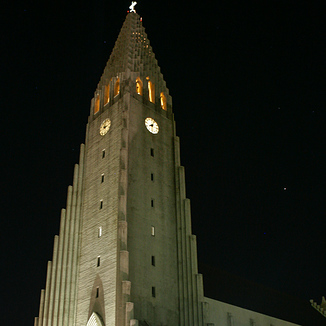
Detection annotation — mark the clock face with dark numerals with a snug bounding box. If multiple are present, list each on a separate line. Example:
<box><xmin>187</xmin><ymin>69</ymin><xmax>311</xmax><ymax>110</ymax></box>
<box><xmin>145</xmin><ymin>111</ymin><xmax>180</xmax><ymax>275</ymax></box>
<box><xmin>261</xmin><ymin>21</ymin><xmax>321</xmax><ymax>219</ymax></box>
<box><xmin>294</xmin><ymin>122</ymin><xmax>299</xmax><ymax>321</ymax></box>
<box><xmin>100</xmin><ymin>118</ymin><xmax>111</xmax><ymax>136</ymax></box>
<box><xmin>145</xmin><ymin>117</ymin><xmax>159</xmax><ymax>134</ymax></box>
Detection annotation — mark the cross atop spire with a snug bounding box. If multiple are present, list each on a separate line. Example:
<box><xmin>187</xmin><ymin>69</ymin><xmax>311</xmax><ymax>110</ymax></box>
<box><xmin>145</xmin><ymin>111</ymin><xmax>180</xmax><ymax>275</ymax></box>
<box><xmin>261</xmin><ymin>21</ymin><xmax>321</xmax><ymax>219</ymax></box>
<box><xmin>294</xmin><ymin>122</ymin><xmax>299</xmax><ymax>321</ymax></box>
<box><xmin>129</xmin><ymin>1</ymin><xmax>137</xmax><ymax>13</ymax></box>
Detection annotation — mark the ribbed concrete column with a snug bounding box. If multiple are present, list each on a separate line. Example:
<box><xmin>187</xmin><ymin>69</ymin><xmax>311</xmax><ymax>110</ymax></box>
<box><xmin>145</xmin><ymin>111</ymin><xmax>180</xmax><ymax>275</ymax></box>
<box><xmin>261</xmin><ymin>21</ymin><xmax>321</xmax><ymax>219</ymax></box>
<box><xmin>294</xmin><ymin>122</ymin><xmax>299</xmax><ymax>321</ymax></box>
<box><xmin>174</xmin><ymin>137</ymin><xmax>185</xmax><ymax>326</ymax></box>
<box><xmin>68</xmin><ymin>144</ymin><xmax>85</xmax><ymax>326</ymax></box>
<box><xmin>57</xmin><ymin>186</ymin><xmax>73</xmax><ymax>326</ymax></box>
<box><xmin>46</xmin><ymin>235</ymin><xmax>59</xmax><ymax>326</ymax></box>
<box><xmin>52</xmin><ymin>209</ymin><xmax>65</xmax><ymax>326</ymax></box>
<box><xmin>42</xmin><ymin>261</ymin><xmax>52</xmax><ymax>326</ymax></box>
<box><xmin>37</xmin><ymin>289</ymin><xmax>45</xmax><ymax>326</ymax></box>
<box><xmin>64</xmin><ymin>164</ymin><xmax>79</xmax><ymax>326</ymax></box>
<box><xmin>174</xmin><ymin>129</ymin><xmax>205</xmax><ymax>326</ymax></box>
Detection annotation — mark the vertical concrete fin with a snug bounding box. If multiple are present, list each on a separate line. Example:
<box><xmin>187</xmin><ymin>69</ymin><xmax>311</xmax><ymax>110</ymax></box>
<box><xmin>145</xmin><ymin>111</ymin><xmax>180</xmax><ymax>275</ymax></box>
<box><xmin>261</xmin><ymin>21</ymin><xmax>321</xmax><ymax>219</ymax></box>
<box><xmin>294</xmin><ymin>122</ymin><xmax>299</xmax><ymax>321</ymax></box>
<box><xmin>185</xmin><ymin>198</ymin><xmax>192</xmax><ymax>236</ymax></box>
<box><xmin>37</xmin><ymin>289</ymin><xmax>45</xmax><ymax>326</ymax></box>
<box><xmin>174</xmin><ymin>128</ymin><xmax>205</xmax><ymax>326</ymax></box>
<box><xmin>68</xmin><ymin>143</ymin><xmax>85</xmax><ymax>326</ymax></box>
<box><xmin>122</xmin><ymin>281</ymin><xmax>131</xmax><ymax>304</ymax></box>
<box><xmin>119</xmin><ymin>221</ymin><xmax>128</xmax><ymax>250</ymax></box>
<box><xmin>46</xmin><ymin>235</ymin><xmax>59</xmax><ymax>326</ymax></box>
<box><xmin>36</xmin><ymin>144</ymin><xmax>84</xmax><ymax>326</ymax></box>
<box><xmin>42</xmin><ymin>261</ymin><xmax>52</xmax><ymax>326</ymax></box>
<box><xmin>197</xmin><ymin>274</ymin><xmax>204</xmax><ymax>325</ymax></box>
<box><xmin>34</xmin><ymin>317</ymin><xmax>39</xmax><ymax>326</ymax></box>
<box><xmin>52</xmin><ymin>209</ymin><xmax>66</xmax><ymax>326</ymax></box>
<box><xmin>64</xmin><ymin>164</ymin><xmax>79</xmax><ymax>326</ymax></box>
<box><xmin>57</xmin><ymin>185</ymin><xmax>73</xmax><ymax>326</ymax></box>
<box><xmin>125</xmin><ymin>301</ymin><xmax>134</xmax><ymax>326</ymax></box>
<box><xmin>173</xmin><ymin>135</ymin><xmax>181</xmax><ymax>166</ymax></box>
<box><xmin>120</xmin><ymin>250</ymin><xmax>129</xmax><ymax>280</ymax></box>
<box><xmin>174</xmin><ymin>136</ymin><xmax>185</xmax><ymax>326</ymax></box>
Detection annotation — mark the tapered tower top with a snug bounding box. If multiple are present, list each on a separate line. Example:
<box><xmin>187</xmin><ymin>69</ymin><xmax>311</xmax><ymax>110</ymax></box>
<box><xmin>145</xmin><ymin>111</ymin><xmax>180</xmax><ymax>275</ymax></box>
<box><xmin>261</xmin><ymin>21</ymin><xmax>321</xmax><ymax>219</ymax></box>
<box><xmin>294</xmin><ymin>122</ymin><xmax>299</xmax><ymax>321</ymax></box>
<box><xmin>90</xmin><ymin>11</ymin><xmax>172</xmax><ymax>119</ymax></box>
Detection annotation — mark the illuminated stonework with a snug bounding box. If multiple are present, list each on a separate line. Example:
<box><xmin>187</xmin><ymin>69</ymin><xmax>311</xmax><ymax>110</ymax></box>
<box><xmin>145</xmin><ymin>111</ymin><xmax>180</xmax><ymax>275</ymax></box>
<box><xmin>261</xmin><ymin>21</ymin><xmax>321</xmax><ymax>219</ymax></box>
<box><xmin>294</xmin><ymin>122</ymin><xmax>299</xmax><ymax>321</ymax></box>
<box><xmin>34</xmin><ymin>11</ymin><xmax>301</xmax><ymax>326</ymax></box>
<box><xmin>86</xmin><ymin>313</ymin><xmax>104</xmax><ymax>326</ymax></box>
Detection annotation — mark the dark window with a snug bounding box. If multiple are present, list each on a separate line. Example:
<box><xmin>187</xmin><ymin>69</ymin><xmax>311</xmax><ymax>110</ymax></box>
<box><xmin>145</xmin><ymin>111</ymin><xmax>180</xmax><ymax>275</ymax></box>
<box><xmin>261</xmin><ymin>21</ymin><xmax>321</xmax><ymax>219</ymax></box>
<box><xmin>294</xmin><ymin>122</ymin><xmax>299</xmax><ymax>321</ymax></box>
<box><xmin>96</xmin><ymin>287</ymin><xmax>99</xmax><ymax>298</ymax></box>
<box><xmin>151</xmin><ymin>256</ymin><xmax>155</xmax><ymax>266</ymax></box>
<box><xmin>151</xmin><ymin>199</ymin><xmax>154</xmax><ymax>207</ymax></box>
<box><xmin>102</xmin><ymin>150</ymin><xmax>105</xmax><ymax>158</ymax></box>
<box><xmin>97</xmin><ymin>256</ymin><xmax>100</xmax><ymax>267</ymax></box>
<box><xmin>101</xmin><ymin>174</ymin><xmax>104</xmax><ymax>183</ymax></box>
<box><xmin>150</xmin><ymin>148</ymin><xmax>154</xmax><ymax>157</ymax></box>
<box><xmin>151</xmin><ymin>173</ymin><xmax>154</xmax><ymax>181</ymax></box>
<box><xmin>100</xmin><ymin>200</ymin><xmax>103</xmax><ymax>209</ymax></box>
<box><xmin>152</xmin><ymin>286</ymin><xmax>156</xmax><ymax>297</ymax></box>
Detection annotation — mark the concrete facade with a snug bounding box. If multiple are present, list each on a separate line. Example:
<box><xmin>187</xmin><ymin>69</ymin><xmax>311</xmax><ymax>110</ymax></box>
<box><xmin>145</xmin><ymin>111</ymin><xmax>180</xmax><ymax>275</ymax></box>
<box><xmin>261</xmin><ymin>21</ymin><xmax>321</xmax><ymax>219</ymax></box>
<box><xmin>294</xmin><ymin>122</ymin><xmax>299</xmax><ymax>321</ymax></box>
<box><xmin>34</xmin><ymin>11</ymin><xmax>302</xmax><ymax>326</ymax></box>
<box><xmin>203</xmin><ymin>298</ymin><xmax>300</xmax><ymax>326</ymax></box>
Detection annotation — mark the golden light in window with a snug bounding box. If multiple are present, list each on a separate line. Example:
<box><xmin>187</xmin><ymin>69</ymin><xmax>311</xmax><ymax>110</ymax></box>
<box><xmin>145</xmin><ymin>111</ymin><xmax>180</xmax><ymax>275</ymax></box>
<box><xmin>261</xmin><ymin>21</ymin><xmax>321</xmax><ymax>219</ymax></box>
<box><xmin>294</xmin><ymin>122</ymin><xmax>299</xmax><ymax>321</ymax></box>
<box><xmin>104</xmin><ymin>84</ymin><xmax>110</xmax><ymax>104</ymax></box>
<box><xmin>94</xmin><ymin>95</ymin><xmax>100</xmax><ymax>114</ymax></box>
<box><xmin>146</xmin><ymin>77</ymin><xmax>155</xmax><ymax>103</ymax></box>
<box><xmin>160</xmin><ymin>92</ymin><xmax>167</xmax><ymax>110</ymax></box>
<box><xmin>136</xmin><ymin>77</ymin><xmax>143</xmax><ymax>95</ymax></box>
<box><xmin>114</xmin><ymin>78</ymin><xmax>120</xmax><ymax>97</ymax></box>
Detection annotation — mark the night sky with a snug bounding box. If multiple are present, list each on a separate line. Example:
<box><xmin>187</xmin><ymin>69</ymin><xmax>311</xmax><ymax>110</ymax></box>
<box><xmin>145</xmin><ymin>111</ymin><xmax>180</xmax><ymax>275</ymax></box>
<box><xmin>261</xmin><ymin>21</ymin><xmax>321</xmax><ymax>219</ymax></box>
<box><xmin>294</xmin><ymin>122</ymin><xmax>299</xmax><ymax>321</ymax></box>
<box><xmin>2</xmin><ymin>1</ymin><xmax>325</xmax><ymax>324</ymax></box>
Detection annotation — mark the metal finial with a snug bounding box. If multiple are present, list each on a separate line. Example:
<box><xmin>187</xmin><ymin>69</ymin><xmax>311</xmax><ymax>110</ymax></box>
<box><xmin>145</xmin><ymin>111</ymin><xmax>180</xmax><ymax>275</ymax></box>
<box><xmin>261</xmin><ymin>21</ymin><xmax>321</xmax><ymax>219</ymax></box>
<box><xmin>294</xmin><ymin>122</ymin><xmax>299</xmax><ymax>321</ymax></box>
<box><xmin>129</xmin><ymin>1</ymin><xmax>137</xmax><ymax>13</ymax></box>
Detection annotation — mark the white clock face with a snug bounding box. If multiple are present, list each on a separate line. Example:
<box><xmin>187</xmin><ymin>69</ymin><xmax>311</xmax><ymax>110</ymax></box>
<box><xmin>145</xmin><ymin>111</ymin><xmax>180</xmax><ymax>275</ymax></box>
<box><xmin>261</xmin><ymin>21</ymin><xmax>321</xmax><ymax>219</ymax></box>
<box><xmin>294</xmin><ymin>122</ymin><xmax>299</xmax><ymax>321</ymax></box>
<box><xmin>145</xmin><ymin>117</ymin><xmax>159</xmax><ymax>134</ymax></box>
<box><xmin>100</xmin><ymin>118</ymin><xmax>111</xmax><ymax>136</ymax></box>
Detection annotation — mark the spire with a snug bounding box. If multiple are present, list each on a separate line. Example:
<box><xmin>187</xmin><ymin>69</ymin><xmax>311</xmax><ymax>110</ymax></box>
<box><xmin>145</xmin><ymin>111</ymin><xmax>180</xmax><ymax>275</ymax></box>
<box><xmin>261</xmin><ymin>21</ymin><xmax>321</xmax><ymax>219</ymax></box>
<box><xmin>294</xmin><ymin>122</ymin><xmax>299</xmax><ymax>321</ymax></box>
<box><xmin>92</xmin><ymin>12</ymin><xmax>171</xmax><ymax>115</ymax></box>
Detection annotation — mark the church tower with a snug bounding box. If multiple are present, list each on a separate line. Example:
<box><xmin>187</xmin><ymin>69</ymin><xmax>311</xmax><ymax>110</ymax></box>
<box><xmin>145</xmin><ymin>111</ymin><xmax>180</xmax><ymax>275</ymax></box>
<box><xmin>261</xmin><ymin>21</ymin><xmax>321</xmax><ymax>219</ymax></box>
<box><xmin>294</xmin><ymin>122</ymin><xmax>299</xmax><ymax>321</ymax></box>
<box><xmin>35</xmin><ymin>9</ymin><xmax>205</xmax><ymax>326</ymax></box>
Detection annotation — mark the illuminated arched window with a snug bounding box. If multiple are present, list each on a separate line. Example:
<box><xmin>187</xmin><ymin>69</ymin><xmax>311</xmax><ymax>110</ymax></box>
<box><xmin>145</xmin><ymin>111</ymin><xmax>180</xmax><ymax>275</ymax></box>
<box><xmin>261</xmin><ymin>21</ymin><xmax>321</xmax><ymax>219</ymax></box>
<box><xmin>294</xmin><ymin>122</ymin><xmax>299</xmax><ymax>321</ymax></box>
<box><xmin>104</xmin><ymin>84</ymin><xmax>110</xmax><ymax>105</ymax></box>
<box><xmin>94</xmin><ymin>95</ymin><xmax>100</xmax><ymax>114</ymax></box>
<box><xmin>86</xmin><ymin>312</ymin><xmax>104</xmax><ymax>326</ymax></box>
<box><xmin>160</xmin><ymin>92</ymin><xmax>167</xmax><ymax>110</ymax></box>
<box><xmin>136</xmin><ymin>77</ymin><xmax>143</xmax><ymax>95</ymax></box>
<box><xmin>114</xmin><ymin>78</ymin><xmax>120</xmax><ymax>97</ymax></box>
<box><xmin>146</xmin><ymin>77</ymin><xmax>155</xmax><ymax>103</ymax></box>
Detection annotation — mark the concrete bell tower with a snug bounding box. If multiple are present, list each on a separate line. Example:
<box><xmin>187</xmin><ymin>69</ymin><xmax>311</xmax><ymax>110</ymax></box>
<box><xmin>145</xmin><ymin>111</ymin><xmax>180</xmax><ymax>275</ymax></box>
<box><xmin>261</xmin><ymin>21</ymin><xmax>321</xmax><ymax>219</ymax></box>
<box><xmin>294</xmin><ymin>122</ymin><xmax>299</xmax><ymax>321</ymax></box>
<box><xmin>35</xmin><ymin>10</ymin><xmax>205</xmax><ymax>326</ymax></box>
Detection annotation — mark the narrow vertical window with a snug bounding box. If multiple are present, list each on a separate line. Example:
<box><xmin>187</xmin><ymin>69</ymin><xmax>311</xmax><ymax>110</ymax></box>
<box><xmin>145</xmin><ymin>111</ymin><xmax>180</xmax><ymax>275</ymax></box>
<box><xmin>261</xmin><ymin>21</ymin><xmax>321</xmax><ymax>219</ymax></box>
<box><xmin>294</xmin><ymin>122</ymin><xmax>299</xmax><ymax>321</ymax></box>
<box><xmin>227</xmin><ymin>313</ymin><xmax>234</xmax><ymax>326</ymax></box>
<box><xmin>104</xmin><ymin>84</ymin><xmax>110</xmax><ymax>105</ymax></box>
<box><xmin>97</xmin><ymin>256</ymin><xmax>101</xmax><ymax>267</ymax></box>
<box><xmin>151</xmin><ymin>173</ymin><xmax>154</xmax><ymax>181</ymax></box>
<box><xmin>150</xmin><ymin>148</ymin><xmax>154</xmax><ymax>157</ymax></box>
<box><xmin>114</xmin><ymin>77</ymin><xmax>120</xmax><ymax>97</ymax></box>
<box><xmin>152</xmin><ymin>286</ymin><xmax>156</xmax><ymax>298</ymax></box>
<box><xmin>96</xmin><ymin>287</ymin><xmax>99</xmax><ymax>298</ymax></box>
<box><xmin>151</xmin><ymin>226</ymin><xmax>155</xmax><ymax>236</ymax></box>
<box><xmin>102</xmin><ymin>150</ymin><xmax>105</xmax><ymax>158</ymax></box>
<box><xmin>146</xmin><ymin>77</ymin><xmax>155</xmax><ymax>103</ymax></box>
<box><xmin>100</xmin><ymin>200</ymin><xmax>103</xmax><ymax>209</ymax></box>
<box><xmin>94</xmin><ymin>94</ymin><xmax>100</xmax><ymax>114</ymax></box>
<box><xmin>136</xmin><ymin>77</ymin><xmax>143</xmax><ymax>95</ymax></box>
<box><xmin>98</xmin><ymin>226</ymin><xmax>102</xmax><ymax>238</ymax></box>
<box><xmin>151</xmin><ymin>256</ymin><xmax>155</xmax><ymax>266</ymax></box>
<box><xmin>151</xmin><ymin>199</ymin><xmax>154</xmax><ymax>207</ymax></box>
<box><xmin>160</xmin><ymin>92</ymin><xmax>167</xmax><ymax>110</ymax></box>
<box><xmin>101</xmin><ymin>174</ymin><xmax>104</xmax><ymax>183</ymax></box>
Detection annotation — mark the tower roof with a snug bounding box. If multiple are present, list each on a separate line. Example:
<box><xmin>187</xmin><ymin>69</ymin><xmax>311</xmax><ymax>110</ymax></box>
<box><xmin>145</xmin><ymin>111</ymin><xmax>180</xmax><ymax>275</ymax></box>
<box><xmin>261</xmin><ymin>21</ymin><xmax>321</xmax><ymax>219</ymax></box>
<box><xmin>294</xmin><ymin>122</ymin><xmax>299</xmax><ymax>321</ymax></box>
<box><xmin>95</xmin><ymin>12</ymin><xmax>170</xmax><ymax>100</ymax></box>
